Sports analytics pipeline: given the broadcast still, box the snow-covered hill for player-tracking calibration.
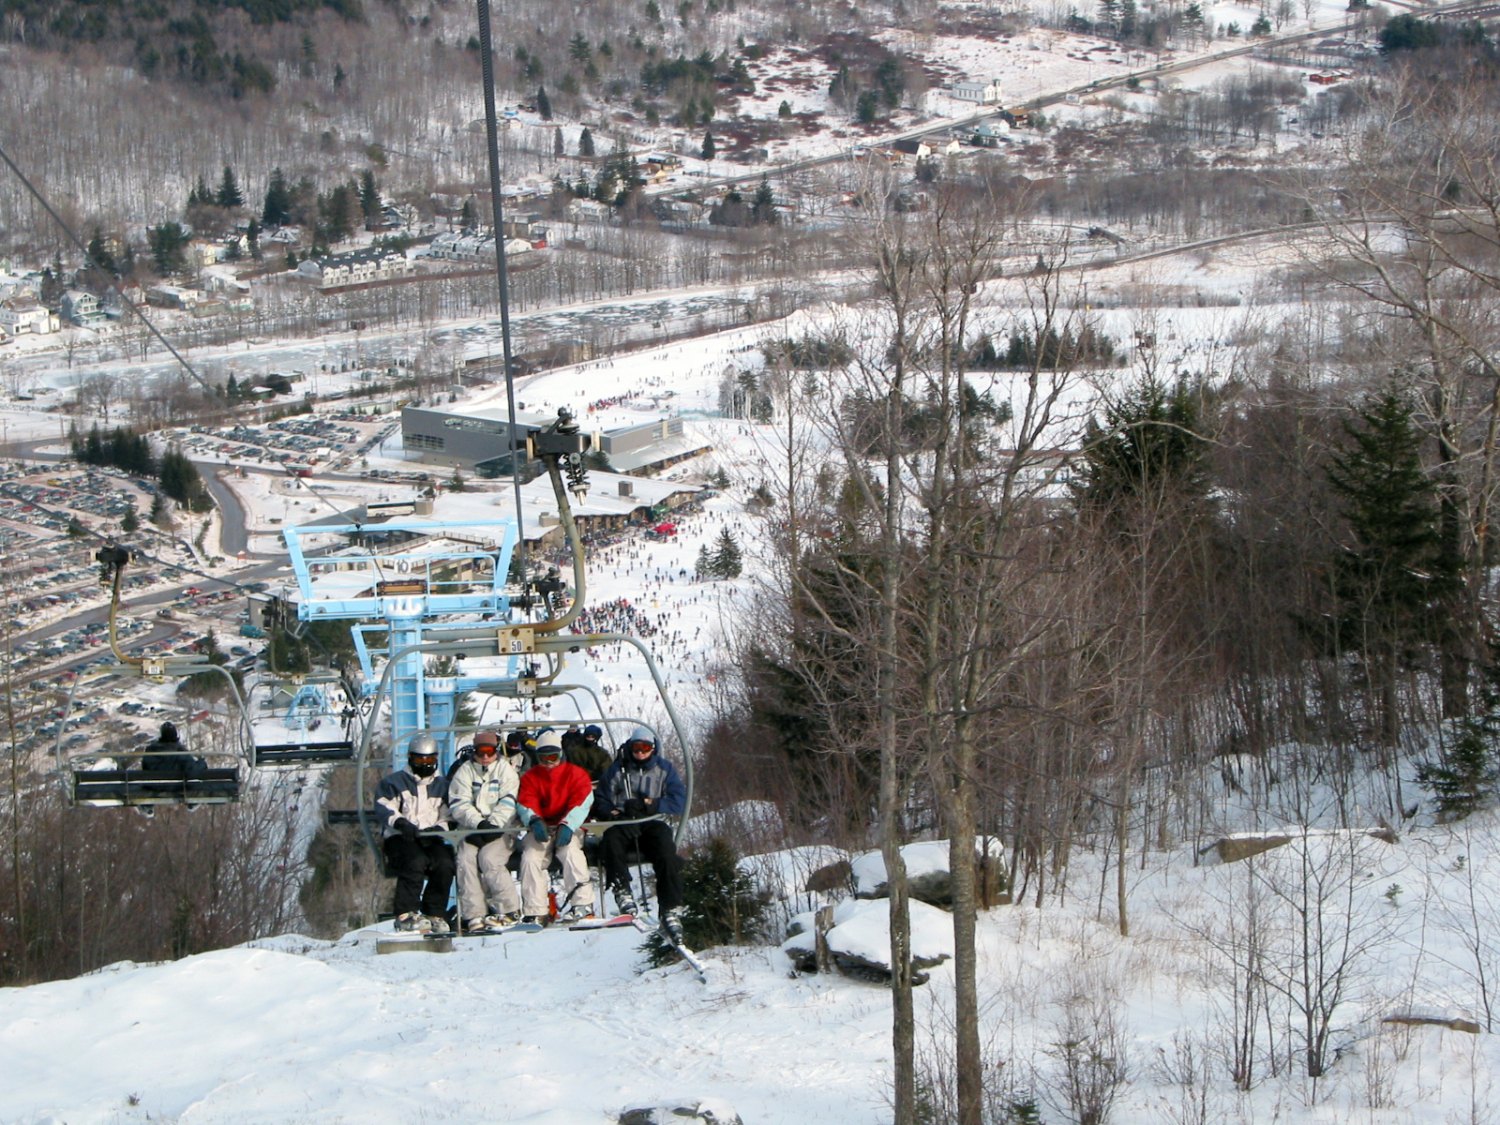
[7,808,1500,1124]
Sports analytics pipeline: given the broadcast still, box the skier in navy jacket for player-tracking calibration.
[595,726,686,941]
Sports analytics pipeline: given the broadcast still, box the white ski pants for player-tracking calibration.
[519,832,593,916]
[455,835,521,921]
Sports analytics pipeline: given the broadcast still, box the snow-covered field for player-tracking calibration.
[6,805,1500,1124]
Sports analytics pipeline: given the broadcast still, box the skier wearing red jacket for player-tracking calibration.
[515,730,596,924]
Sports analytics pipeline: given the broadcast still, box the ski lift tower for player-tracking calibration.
[280,515,520,772]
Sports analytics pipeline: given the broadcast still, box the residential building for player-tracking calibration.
[0,296,55,335]
[295,246,412,288]
[145,285,199,310]
[951,78,1003,104]
[61,290,107,328]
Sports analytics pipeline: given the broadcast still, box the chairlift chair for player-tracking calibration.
[69,712,242,808]
[249,676,358,767]
[63,552,254,809]
[71,762,242,807]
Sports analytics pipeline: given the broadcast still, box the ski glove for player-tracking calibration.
[555,825,573,847]
[477,818,497,831]
[529,819,550,843]
[623,798,649,819]
[395,818,418,841]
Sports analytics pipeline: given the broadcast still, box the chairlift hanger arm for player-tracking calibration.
[527,410,590,637]
[569,630,694,840]
[98,543,142,669]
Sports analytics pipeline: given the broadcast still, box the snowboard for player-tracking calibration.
[569,913,637,931]
[458,919,546,935]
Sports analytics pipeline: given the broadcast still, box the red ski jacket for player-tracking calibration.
[517,760,594,828]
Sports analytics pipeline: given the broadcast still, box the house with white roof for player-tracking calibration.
[0,296,56,335]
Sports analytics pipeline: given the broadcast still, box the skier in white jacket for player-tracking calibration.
[446,729,523,933]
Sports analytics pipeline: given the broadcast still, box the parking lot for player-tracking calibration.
[170,413,388,470]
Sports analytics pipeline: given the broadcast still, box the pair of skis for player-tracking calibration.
[635,914,708,982]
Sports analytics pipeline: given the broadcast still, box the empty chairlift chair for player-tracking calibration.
[251,680,358,767]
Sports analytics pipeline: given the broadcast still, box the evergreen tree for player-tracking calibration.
[1378,13,1443,53]
[215,165,243,208]
[536,84,553,119]
[642,838,766,967]
[246,217,261,259]
[150,492,171,530]
[695,543,714,579]
[1073,374,1208,520]
[875,57,903,108]
[751,176,777,224]
[39,262,64,306]
[158,448,212,511]
[318,182,358,241]
[262,167,293,226]
[86,229,118,277]
[1421,651,1500,819]
[121,507,140,534]
[1418,719,1500,821]
[829,64,852,108]
[554,129,565,157]
[701,130,716,160]
[711,527,743,578]
[148,221,190,276]
[579,127,596,157]
[1325,387,1457,743]
[359,169,381,220]
[84,424,104,464]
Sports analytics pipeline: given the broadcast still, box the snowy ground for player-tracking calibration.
[7,805,1500,1124]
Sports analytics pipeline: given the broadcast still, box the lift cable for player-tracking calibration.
[0,134,215,395]
[474,0,530,584]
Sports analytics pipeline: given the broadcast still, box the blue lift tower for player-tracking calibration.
[279,514,519,773]
[276,411,694,859]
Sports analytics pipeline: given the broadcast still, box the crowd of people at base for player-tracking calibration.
[373,722,688,944]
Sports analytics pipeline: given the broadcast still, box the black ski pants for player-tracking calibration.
[600,820,683,913]
[384,835,456,916]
